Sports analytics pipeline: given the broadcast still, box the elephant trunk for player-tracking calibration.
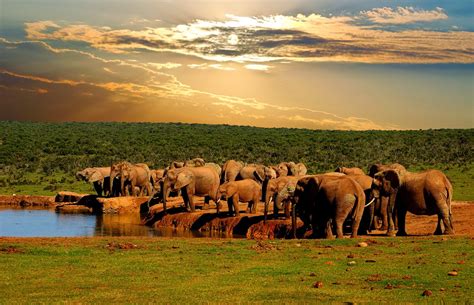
[264,190,274,223]
[162,181,171,212]
[120,175,126,196]
[291,203,297,239]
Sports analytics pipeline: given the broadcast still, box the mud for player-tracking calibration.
[0,195,56,208]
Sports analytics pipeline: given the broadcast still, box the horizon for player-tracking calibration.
[1,0,473,130]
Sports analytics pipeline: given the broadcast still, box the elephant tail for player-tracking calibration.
[446,186,454,228]
[351,192,364,221]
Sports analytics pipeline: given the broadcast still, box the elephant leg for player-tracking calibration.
[437,204,455,235]
[203,196,210,210]
[227,198,234,216]
[396,206,408,236]
[434,215,444,235]
[232,194,240,217]
[325,220,335,239]
[93,182,102,197]
[187,189,196,212]
[251,194,259,214]
[284,200,290,219]
[273,198,279,218]
[386,195,397,236]
[380,197,389,230]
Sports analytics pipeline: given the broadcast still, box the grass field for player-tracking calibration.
[0,236,472,303]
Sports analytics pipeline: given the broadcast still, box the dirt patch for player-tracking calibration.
[105,242,139,251]
[404,202,473,236]
[250,240,276,252]
[0,246,24,254]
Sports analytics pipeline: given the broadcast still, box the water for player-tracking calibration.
[0,208,230,238]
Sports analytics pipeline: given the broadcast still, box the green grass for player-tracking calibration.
[0,236,472,303]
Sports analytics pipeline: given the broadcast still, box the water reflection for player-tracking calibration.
[0,208,237,238]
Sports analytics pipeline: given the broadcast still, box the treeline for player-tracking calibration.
[0,121,473,181]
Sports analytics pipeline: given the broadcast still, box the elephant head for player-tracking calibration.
[277,162,290,177]
[162,168,194,212]
[372,169,402,235]
[109,162,124,195]
[290,176,320,238]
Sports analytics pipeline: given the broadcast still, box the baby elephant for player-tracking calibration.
[217,179,261,216]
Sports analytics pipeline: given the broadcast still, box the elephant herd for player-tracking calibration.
[76,159,455,238]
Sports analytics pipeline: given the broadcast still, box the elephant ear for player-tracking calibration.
[175,171,194,190]
[383,169,401,191]
[296,163,307,176]
[254,166,265,182]
[89,171,104,183]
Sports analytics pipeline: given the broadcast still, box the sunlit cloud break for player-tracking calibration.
[24,8,474,64]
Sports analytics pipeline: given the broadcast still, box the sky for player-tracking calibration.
[0,0,473,130]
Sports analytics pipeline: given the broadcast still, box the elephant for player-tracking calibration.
[184,157,206,167]
[286,174,366,239]
[335,167,365,176]
[368,163,407,230]
[150,169,165,193]
[264,176,299,222]
[239,164,277,201]
[110,162,152,197]
[217,179,261,216]
[371,169,454,236]
[162,166,220,212]
[221,160,245,183]
[277,162,307,177]
[75,167,111,197]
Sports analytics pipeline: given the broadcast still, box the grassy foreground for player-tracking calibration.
[0,236,472,303]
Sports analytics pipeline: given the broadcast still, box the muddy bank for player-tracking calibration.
[0,195,56,208]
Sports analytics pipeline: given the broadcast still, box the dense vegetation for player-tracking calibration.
[0,121,473,199]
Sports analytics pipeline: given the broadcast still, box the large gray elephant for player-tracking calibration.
[162,166,220,212]
[286,174,366,239]
[277,162,307,177]
[368,163,407,230]
[221,160,245,183]
[110,162,152,197]
[371,169,454,236]
[264,176,299,222]
[76,167,111,197]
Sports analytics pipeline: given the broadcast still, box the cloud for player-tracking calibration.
[361,7,448,24]
[23,11,474,64]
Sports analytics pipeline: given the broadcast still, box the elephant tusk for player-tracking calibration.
[365,197,376,208]
[269,197,273,204]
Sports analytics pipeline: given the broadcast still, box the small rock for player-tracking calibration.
[358,242,368,248]
[347,254,355,258]
[295,243,301,247]
[422,290,432,297]
[312,281,323,288]
[365,259,376,263]
[440,288,446,291]
[347,261,356,266]
[325,261,335,265]
[385,283,393,289]
[448,271,458,276]
[457,260,465,265]
[309,272,316,277]
[402,275,412,280]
